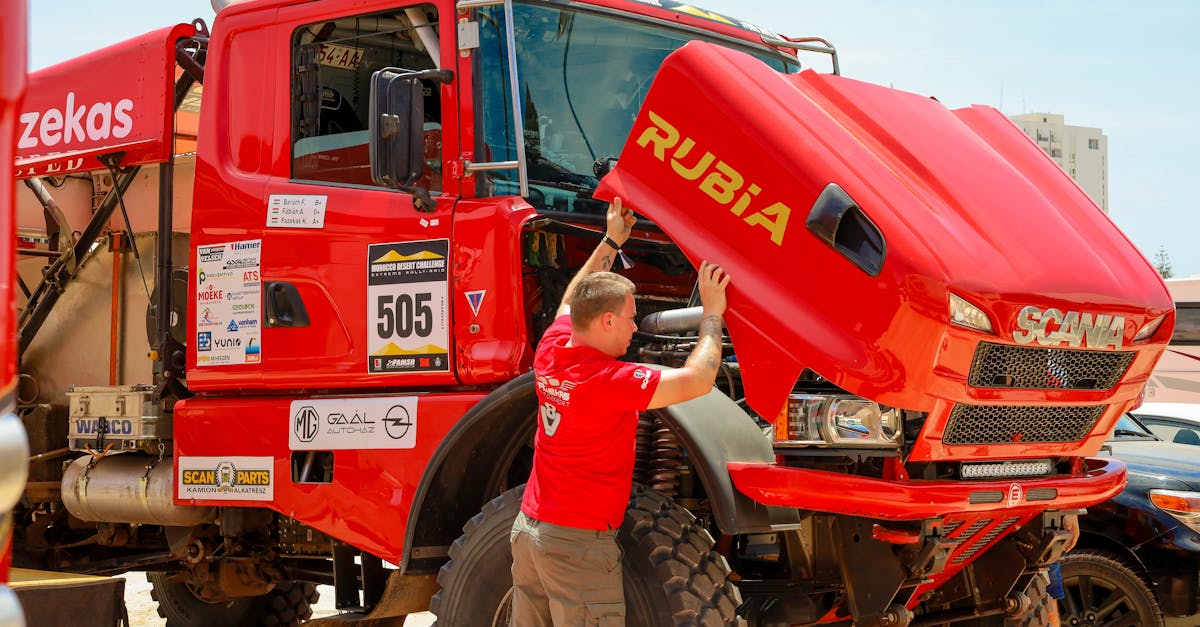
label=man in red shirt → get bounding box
[510,196,730,626]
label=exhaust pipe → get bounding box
[62,455,216,526]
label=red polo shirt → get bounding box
[522,315,662,530]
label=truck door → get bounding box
[188,2,460,391]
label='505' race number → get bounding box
[376,293,433,338]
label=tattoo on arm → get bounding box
[699,315,723,339]
[600,253,614,271]
[694,315,724,372]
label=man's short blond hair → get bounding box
[570,272,636,329]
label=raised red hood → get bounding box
[597,42,1172,426]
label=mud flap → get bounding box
[10,568,127,626]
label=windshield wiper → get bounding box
[528,177,594,194]
[1112,428,1154,438]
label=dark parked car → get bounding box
[1132,402,1200,446]
[1061,413,1200,626]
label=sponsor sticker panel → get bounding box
[289,396,418,450]
[195,239,262,367]
[367,239,450,374]
[178,456,274,501]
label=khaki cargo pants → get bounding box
[510,510,624,626]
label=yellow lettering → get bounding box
[183,470,215,485]
[636,111,679,161]
[699,161,743,204]
[235,470,271,485]
[729,184,761,216]
[671,138,715,181]
[744,202,792,246]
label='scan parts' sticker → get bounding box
[178,456,274,501]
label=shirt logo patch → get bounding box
[633,369,651,390]
[540,402,562,437]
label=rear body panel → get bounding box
[14,24,195,180]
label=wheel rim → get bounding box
[1059,572,1146,627]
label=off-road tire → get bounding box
[430,484,742,626]
[1057,550,1164,627]
[149,572,318,627]
[1002,569,1052,627]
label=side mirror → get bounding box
[368,68,454,209]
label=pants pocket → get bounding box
[584,601,625,627]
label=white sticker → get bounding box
[289,396,418,450]
[318,43,364,70]
[196,240,262,367]
[178,456,274,501]
[267,194,327,229]
[366,239,450,374]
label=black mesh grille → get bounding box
[945,405,1104,445]
[954,517,1020,564]
[969,343,1134,391]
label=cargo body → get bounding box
[7,1,1172,625]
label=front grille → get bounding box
[968,342,1134,391]
[944,404,1104,445]
[953,517,1020,564]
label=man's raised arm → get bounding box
[555,197,636,317]
[648,261,730,409]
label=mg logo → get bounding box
[294,406,319,442]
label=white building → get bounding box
[1009,113,1108,213]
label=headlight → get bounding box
[948,293,993,334]
[1133,314,1166,342]
[1149,489,1200,534]
[775,394,902,448]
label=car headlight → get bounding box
[1133,314,1166,343]
[1149,489,1200,534]
[775,394,902,448]
[948,293,993,334]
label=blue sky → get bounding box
[30,1,1200,276]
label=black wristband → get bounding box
[601,235,621,250]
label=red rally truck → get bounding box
[8,0,1173,625]
[0,0,29,623]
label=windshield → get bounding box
[474,3,799,214]
[1109,414,1158,440]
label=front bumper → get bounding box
[728,457,1126,520]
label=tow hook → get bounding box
[1003,589,1033,619]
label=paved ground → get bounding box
[118,572,1199,626]
[119,572,434,626]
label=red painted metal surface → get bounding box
[0,0,26,588]
[14,23,195,179]
[187,0,471,391]
[597,42,1172,458]
[728,457,1126,520]
[173,391,484,562]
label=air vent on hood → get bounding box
[806,183,885,276]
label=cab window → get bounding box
[291,5,442,191]
[472,3,798,214]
